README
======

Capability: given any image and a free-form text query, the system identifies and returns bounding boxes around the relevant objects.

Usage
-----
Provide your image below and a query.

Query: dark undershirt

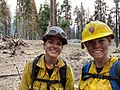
[46,68,54,77]
[96,67,103,74]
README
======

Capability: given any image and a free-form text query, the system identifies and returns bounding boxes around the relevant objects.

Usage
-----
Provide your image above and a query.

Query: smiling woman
[19,26,74,90]
[78,21,120,90]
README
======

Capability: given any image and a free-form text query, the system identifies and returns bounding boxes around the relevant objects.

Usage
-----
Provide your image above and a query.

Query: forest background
[0,0,120,89]
[0,0,120,43]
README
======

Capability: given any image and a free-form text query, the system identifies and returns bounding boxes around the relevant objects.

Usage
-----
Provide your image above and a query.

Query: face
[85,37,110,60]
[43,36,63,58]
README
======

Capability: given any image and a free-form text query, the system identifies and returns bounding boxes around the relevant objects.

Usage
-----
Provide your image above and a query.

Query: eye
[87,40,94,45]
[57,42,62,46]
[99,39,105,43]
[47,40,54,44]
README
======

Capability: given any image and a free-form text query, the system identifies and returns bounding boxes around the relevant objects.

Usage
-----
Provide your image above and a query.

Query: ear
[61,46,64,52]
[108,42,111,46]
[43,42,45,50]
[81,44,84,49]
[62,45,63,48]
[107,36,111,44]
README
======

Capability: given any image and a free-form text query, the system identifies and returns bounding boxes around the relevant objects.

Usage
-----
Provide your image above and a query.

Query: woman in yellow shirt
[19,26,74,90]
[78,21,120,90]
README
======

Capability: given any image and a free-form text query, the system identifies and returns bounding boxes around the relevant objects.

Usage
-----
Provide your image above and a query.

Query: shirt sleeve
[65,64,74,90]
[19,62,32,90]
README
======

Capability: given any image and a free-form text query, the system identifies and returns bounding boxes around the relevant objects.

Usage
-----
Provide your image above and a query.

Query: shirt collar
[36,55,65,69]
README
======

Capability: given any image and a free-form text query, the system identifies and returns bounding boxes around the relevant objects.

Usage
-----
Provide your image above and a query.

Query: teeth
[51,49,57,53]
[93,50,101,54]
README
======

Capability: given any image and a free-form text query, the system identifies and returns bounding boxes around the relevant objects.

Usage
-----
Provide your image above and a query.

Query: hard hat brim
[43,35,68,45]
[81,33,114,44]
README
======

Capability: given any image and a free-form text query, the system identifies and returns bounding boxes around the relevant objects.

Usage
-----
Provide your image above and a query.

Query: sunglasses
[45,29,67,39]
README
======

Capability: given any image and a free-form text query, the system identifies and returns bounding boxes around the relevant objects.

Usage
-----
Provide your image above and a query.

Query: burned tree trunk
[50,0,57,26]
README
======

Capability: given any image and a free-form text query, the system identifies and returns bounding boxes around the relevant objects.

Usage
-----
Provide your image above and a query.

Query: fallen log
[0,73,21,78]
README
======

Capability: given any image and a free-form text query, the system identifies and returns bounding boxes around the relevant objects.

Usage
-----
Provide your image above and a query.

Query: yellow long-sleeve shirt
[19,55,74,90]
[78,56,118,90]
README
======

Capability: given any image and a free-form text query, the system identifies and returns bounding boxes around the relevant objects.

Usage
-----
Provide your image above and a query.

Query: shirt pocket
[29,83,46,90]
[80,81,88,89]
[29,86,46,90]
[54,87,64,90]
[50,84,63,90]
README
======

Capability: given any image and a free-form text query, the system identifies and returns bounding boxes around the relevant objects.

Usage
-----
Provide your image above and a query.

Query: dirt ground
[0,39,120,90]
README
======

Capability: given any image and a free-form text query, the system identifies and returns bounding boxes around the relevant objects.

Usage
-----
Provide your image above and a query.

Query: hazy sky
[35,0,115,15]
[6,0,115,18]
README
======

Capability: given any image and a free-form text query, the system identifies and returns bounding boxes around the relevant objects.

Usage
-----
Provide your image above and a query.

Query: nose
[53,42,58,48]
[94,41,100,48]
